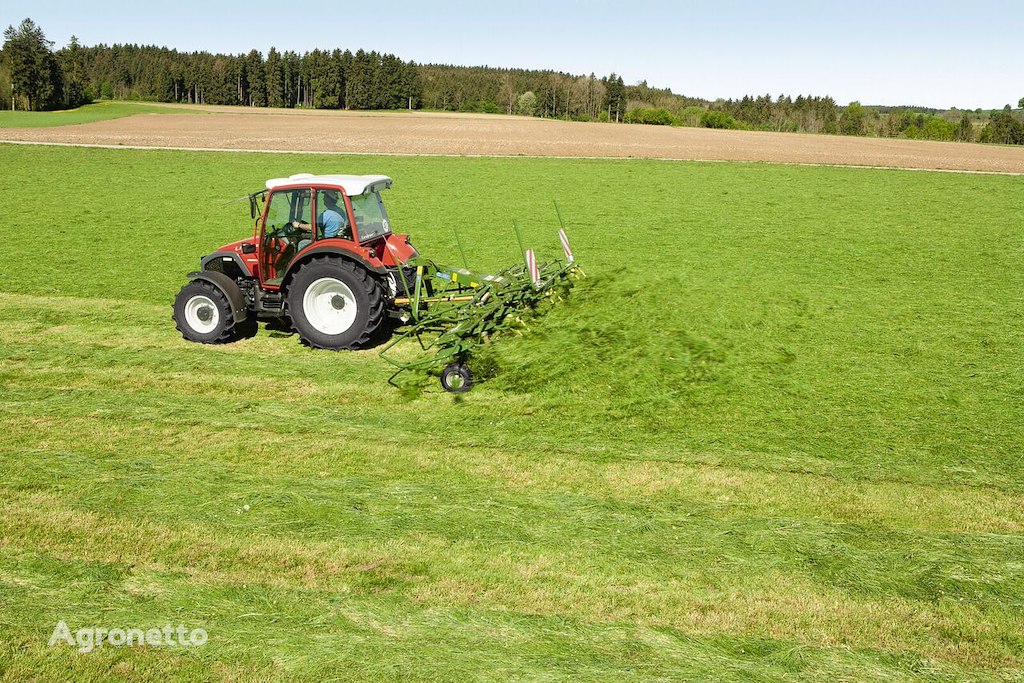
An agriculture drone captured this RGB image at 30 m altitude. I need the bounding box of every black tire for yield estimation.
[286,256,385,350]
[440,362,473,393]
[234,316,260,339]
[172,280,240,344]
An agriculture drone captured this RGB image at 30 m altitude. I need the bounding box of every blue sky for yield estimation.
[3,0,1021,109]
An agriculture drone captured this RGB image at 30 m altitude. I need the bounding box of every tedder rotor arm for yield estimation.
[380,224,582,392]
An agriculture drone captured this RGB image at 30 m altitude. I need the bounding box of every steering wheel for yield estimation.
[271,222,302,239]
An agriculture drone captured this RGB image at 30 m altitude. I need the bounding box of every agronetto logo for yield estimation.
[48,621,207,654]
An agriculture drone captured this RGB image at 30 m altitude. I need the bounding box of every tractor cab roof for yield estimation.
[265,173,392,196]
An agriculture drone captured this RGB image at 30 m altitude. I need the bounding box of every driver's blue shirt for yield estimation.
[319,208,344,238]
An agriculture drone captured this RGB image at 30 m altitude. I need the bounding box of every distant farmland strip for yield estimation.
[0,104,1022,173]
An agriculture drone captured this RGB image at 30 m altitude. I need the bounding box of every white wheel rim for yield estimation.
[184,295,220,334]
[303,277,358,335]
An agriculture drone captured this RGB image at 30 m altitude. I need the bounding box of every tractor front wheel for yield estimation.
[286,257,385,350]
[173,280,239,344]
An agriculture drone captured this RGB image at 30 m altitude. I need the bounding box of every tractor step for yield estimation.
[253,289,285,314]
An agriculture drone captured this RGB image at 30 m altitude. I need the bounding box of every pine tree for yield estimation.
[245,49,265,106]
[955,114,974,142]
[325,49,343,109]
[397,59,419,110]
[57,35,90,107]
[347,49,372,109]
[339,50,352,108]
[603,73,625,122]
[376,53,402,109]
[265,48,283,108]
[3,18,62,110]
[820,96,839,134]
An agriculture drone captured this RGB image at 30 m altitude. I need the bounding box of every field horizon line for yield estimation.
[2,139,1021,177]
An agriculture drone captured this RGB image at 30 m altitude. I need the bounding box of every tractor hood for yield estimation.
[265,173,393,196]
[216,237,257,253]
[205,237,260,276]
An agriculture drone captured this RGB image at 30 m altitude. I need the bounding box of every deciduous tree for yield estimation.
[839,101,866,135]
[515,90,537,116]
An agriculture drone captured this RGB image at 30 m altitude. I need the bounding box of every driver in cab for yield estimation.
[291,190,350,241]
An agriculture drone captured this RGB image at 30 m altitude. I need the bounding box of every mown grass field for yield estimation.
[0,142,1022,681]
[0,101,201,128]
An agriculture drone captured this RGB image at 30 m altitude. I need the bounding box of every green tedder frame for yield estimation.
[379,215,582,389]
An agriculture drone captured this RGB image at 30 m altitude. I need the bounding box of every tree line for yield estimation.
[629,95,989,143]
[3,18,1022,146]
[1,19,420,112]
[417,64,629,121]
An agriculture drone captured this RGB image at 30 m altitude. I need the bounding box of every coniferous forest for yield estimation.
[3,18,1023,145]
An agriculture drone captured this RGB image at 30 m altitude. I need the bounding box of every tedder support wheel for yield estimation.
[286,256,385,350]
[440,362,473,393]
[173,280,240,344]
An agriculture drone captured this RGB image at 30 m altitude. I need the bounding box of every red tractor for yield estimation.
[173,174,418,350]
[174,173,580,391]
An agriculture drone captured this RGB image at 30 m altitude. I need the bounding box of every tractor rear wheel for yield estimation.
[173,280,239,344]
[286,257,385,350]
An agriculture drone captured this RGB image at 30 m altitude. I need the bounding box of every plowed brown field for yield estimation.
[3,103,1022,173]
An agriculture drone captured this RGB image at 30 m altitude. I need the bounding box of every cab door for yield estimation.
[259,187,312,287]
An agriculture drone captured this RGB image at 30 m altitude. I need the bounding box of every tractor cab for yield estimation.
[256,174,395,286]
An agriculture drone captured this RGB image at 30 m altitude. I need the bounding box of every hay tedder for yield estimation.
[172,174,580,392]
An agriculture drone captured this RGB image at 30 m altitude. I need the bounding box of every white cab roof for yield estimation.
[265,173,392,196]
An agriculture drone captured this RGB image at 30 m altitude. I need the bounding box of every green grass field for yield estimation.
[0,101,201,128]
[0,143,1022,681]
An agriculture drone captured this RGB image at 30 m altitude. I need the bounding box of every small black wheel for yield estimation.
[440,362,473,393]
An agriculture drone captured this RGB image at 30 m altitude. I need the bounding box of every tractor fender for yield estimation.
[201,250,253,277]
[187,271,248,323]
[282,245,387,288]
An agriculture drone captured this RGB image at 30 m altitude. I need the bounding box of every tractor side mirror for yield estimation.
[241,243,256,254]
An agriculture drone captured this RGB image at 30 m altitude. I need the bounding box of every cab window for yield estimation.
[261,188,311,285]
[266,189,311,230]
[350,192,391,242]
[315,189,352,241]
